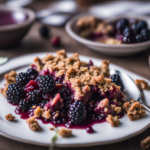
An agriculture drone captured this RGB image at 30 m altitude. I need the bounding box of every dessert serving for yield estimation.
[76,16,150,45]
[0,50,148,133]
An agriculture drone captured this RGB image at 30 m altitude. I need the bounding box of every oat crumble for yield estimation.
[106,115,119,127]
[135,79,149,90]
[5,113,15,121]
[59,127,72,137]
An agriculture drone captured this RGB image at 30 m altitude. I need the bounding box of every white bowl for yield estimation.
[65,14,150,56]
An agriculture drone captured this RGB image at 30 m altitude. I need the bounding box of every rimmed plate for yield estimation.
[0,53,150,147]
[65,14,150,56]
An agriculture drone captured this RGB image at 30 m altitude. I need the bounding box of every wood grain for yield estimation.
[0,1,150,150]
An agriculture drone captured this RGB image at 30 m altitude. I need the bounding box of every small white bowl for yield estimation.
[65,14,150,56]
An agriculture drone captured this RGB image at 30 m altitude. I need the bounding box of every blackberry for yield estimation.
[116,18,129,32]
[16,72,30,87]
[135,34,143,42]
[68,101,86,124]
[27,90,41,104]
[137,21,147,31]
[26,68,38,80]
[131,24,140,35]
[140,29,150,41]
[39,75,56,93]
[123,27,132,35]
[39,100,48,108]
[19,99,32,111]
[39,26,49,38]
[6,83,25,104]
[110,74,124,91]
[123,36,132,43]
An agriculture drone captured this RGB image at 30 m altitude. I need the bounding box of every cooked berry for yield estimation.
[39,100,48,108]
[27,90,41,103]
[39,26,49,38]
[131,24,140,35]
[19,99,32,111]
[110,74,124,91]
[68,101,86,124]
[51,36,60,46]
[26,68,38,80]
[16,72,30,87]
[137,21,147,31]
[123,27,132,35]
[116,18,129,32]
[123,36,132,43]
[39,75,56,93]
[6,83,25,104]
[135,34,143,42]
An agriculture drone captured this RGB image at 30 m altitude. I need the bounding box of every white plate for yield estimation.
[65,14,150,56]
[0,53,150,147]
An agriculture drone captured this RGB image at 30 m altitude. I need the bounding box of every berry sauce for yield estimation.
[86,127,95,133]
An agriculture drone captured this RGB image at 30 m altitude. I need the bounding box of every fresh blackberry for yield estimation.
[19,99,32,111]
[39,100,48,108]
[68,101,86,124]
[110,74,124,91]
[26,68,38,80]
[39,75,56,93]
[123,36,132,43]
[16,72,30,87]
[39,26,49,38]
[116,18,129,32]
[6,83,25,104]
[135,34,143,42]
[131,24,140,35]
[140,29,150,41]
[137,21,147,31]
[123,27,132,35]
[27,90,41,104]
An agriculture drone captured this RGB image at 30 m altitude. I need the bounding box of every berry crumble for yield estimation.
[0,50,146,131]
[76,16,150,45]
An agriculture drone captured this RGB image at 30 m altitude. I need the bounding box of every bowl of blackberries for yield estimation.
[66,14,150,56]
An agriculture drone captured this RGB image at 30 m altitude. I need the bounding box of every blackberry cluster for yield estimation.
[19,99,32,111]
[6,83,24,104]
[68,101,86,124]
[110,74,124,91]
[39,75,56,93]
[27,90,41,104]
[26,68,38,80]
[39,100,48,108]
[16,72,30,87]
[116,18,150,43]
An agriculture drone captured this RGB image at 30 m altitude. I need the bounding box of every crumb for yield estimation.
[34,106,43,118]
[114,107,121,114]
[127,102,145,121]
[122,102,131,113]
[131,100,136,103]
[106,115,119,127]
[26,116,41,131]
[5,113,15,121]
[49,127,54,130]
[0,86,8,97]
[141,136,150,149]
[59,127,72,137]
[135,79,149,90]
[53,125,57,128]
[42,110,51,119]
[32,105,36,109]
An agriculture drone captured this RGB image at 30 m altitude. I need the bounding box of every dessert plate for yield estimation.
[65,14,150,56]
[0,53,150,147]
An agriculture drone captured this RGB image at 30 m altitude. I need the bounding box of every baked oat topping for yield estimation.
[59,127,72,137]
[127,102,145,121]
[135,79,149,90]
[5,113,15,121]
[141,136,150,149]
[106,115,119,127]
[49,127,54,130]
[26,116,41,131]
[34,106,43,118]
[122,102,131,113]
[42,110,51,119]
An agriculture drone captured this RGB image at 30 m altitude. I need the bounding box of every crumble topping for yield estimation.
[135,79,149,90]
[42,110,51,119]
[26,116,41,131]
[106,115,119,127]
[98,98,109,108]
[59,127,72,137]
[34,106,43,118]
[0,70,17,97]
[49,127,54,130]
[127,102,145,121]
[141,136,150,149]
[96,38,121,45]
[122,102,131,113]
[114,107,121,114]
[5,113,15,121]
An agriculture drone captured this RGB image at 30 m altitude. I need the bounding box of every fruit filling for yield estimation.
[3,50,125,129]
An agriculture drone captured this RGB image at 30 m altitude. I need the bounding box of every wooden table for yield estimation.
[0,1,150,150]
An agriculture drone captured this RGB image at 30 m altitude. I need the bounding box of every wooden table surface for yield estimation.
[0,1,150,150]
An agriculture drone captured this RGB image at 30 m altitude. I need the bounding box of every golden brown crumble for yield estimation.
[122,102,131,113]
[32,105,37,109]
[34,106,43,118]
[0,70,17,97]
[5,113,15,121]
[96,37,121,45]
[135,79,149,90]
[42,110,51,119]
[106,115,119,127]
[98,98,109,108]
[59,127,72,137]
[26,116,41,131]
[131,100,136,103]
[114,107,121,114]
[127,102,145,121]
[49,127,54,130]
[141,136,150,149]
